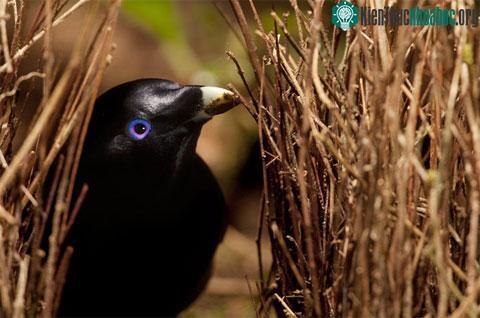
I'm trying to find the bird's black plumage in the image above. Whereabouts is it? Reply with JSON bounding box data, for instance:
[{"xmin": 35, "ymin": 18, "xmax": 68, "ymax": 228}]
[{"xmin": 59, "ymin": 79, "xmax": 237, "ymax": 317}]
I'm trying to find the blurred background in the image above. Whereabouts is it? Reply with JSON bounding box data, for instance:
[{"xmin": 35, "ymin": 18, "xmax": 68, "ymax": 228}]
[{"xmin": 22, "ymin": 1, "xmax": 276, "ymax": 316}]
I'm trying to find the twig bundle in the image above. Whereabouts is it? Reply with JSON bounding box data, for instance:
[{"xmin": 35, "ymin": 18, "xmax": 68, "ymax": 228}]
[
  {"xmin": 0, "ymin": 1, "xmax": 120, "ymax": 317},
  {"xmin": 229, "ymin": 0, "xmax": 480, "ymax": 317}
]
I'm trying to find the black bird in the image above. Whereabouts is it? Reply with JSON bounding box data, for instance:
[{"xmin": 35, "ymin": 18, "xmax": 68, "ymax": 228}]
[{"xmin": 59, "ymin": 79, "xmax": 238, "ymax": 317}]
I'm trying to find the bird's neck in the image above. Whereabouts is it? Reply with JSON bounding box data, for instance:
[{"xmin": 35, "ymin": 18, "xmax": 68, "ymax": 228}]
[
  {"xmin": 79, "ymin": 128, "xmax": 202, "ymax": 194},
  {"xmin": 81, "ymin": 152, "xmax": 200, "ymax": 193}
]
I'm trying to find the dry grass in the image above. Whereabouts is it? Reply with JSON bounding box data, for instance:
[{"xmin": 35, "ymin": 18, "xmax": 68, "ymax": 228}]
[
  {"xmin": 0, "ymin": 1, "xmax": 120, "ymax": 316},
  {"xmin": 228, "ymin": 0, "xmax": 480, "ymax": 317}
]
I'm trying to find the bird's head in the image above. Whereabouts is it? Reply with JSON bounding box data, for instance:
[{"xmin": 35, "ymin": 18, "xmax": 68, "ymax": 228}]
[{"xmin": 82, "ymin": 79, "xmax": 239, "ymax": 179}]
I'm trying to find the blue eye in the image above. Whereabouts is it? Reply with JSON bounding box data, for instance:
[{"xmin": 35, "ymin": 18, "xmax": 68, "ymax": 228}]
[{"xmin": 127, "ymin": 119, "xmax": 151, "ymax": 140}]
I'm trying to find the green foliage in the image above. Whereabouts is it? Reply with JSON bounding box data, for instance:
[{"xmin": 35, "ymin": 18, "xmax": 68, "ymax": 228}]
[
  {"xmin": 121, "ymin": 0, "xmax": 248, "ymax": 85},
  {"xmin": 122, "ymin": 0, "xmax": 182, "ymax": 42}
]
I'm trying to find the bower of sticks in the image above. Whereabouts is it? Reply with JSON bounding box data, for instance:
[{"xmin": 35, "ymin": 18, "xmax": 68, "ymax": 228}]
[
  {"xmin": 229, "ymin": 0, "xmax": 480, "ymax": 317},
  {"xmin": 0, "ymin": 1, "xmax": 120, "ymax": 317},
  {"xmin": 0, "ymin": 0, "xmax": 480, "ymax": 317}
]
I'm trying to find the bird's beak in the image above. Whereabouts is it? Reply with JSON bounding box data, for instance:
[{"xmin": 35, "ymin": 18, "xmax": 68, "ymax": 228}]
[{"xmin": 200, "ymin": 87, "xmax": 239, "ymax": 116}]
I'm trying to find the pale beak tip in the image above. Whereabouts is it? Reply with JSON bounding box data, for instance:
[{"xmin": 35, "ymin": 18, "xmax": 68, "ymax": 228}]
[{"xmin": 200, "ymin": 86, "xmax": 240, "ymax": 116}]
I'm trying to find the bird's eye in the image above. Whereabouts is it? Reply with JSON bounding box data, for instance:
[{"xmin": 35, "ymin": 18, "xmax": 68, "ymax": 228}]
[{"xmin": 127, "ymin": 119, "xmax": 152, "ymax": 140}]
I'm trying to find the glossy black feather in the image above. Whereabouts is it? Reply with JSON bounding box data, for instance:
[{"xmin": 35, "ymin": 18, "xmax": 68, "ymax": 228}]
[{"xmin": 59, "ymin": 79, "xmax": 228, "ymax": 317}]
